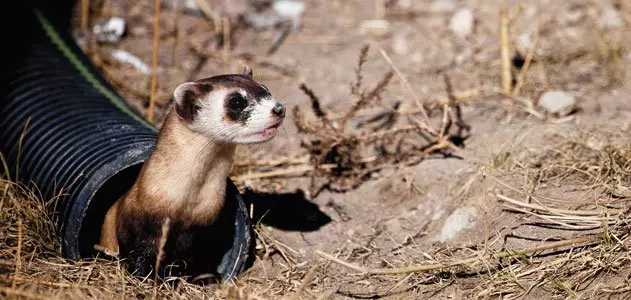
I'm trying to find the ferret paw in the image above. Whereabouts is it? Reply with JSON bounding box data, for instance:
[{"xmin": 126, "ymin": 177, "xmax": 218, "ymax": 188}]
[{"xmin": 94, "ymin": 244, "xmax": 119, "ymax": 257}]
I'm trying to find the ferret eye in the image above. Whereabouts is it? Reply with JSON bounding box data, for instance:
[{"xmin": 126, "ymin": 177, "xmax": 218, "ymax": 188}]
[{"xmin": 228, "ymin": 93, "xmax": 248, "ymax": 111}]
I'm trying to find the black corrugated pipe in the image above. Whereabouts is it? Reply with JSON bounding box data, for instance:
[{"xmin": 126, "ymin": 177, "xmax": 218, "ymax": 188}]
[{"xmin": 0, "ymin": 1, "xmax": 252, "ymax": 281}]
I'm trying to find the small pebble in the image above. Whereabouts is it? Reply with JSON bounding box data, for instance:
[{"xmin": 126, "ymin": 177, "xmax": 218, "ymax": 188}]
[
  {"xmin": 111, "ymin": 49, "xmax": 151, "ymax": 75},
  {"xmin": 438, "ymin": 206, "xmax": 477, "ymax": 242},
  {"xmin": 599, "ymin": 7, "xmax": 624, "ymax": 29},
  {"xmin": 360, "ymin": 19, "xmax": 390, "ymax": 37},
  {"xmin": 93, "ymin": 17, "xmax": 126, "ymax": 43},
  {"xmin": 392, "ymin": 33, "xmax": 409, "ymax": 55},
  {"xmin": 272, "ymin": 0, "xmax": 306, "ymax": 30},
  {"xmin": 519, "ymin": 33, "xmax": 532, "ymax": 49},
  {"xmin": 586, "ymin": 135, "xmax": 607, "ymax": 151},
  {"xmin": 537, "ymin": 90, "xmax": 577, "ymax": 116},
  {"xmin": 450, "ymin": 8, "xmax": 474, "ymax": 38}
]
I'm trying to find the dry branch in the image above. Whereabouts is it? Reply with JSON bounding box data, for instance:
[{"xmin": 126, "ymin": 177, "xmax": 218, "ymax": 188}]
[
  {"xmin": 147, "ymin": 0, "xmax": 161, "ymax": 123},
  {"xmin": 499, "ymin": 9, "xmax": 512, "ymax": 94}
]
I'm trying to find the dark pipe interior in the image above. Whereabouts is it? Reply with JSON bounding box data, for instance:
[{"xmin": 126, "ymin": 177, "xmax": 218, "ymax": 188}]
[{"xmin": 79, "ymin": 163, "xmax": 144, "ymax": 257}]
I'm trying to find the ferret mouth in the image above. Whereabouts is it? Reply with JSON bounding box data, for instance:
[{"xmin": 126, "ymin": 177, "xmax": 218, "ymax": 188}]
[{"xmin": 252, "ymin": 121, "xmax": 282, "ymax": 137}]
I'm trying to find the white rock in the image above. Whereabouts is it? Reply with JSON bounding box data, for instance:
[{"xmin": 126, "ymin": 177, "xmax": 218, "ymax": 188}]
[
  {"xmin": 392, "ymin": 34, "xmax": 409, "ymax": 55},
  {"xmin": 586, "ymin": 135, "xmax": 607, "ymax": 151},
  {"xmin": 410, "ymin": 51, "xmax": 423, "ymax": 64},
  {"xmin": 599, "ymin": 7, "xmax": 624, "ymax": 29},
  {"xmin": 359, "ymin": 19, "xmax": 390, "ymax": 37},
  {"xmin": 438, "ymin": 206, "xmax": 477, "ymax": 242},
  {"xmin": 519, "ymin": 33, "xmax": 532, "ymax": 49},
  {"xmin": 93, "ymin": 17, "xmax": 126, "ymax": 43},
  {"xmin": 272, "ymin": 0, "xmax": 305, "ymax": 19},
  {"xmin": 110, "ymin": 49, "xmax": 151, "ymax": 75},
  {"xmin": 537, "ymin": 90, "xmax": 577, "ymax": 116},
  {"xmin": 273, "ymin": 0, "xmax": 306, "ymax": 30},
  {"xmin": 450, "ymin": 8, "xmax": 474, "ymax": 38}
]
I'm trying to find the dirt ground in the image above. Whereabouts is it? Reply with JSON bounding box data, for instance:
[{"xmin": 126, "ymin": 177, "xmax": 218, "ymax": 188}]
[{"xmin": 2, "ymin": 0, "xmax": 631, "ymax": 299}]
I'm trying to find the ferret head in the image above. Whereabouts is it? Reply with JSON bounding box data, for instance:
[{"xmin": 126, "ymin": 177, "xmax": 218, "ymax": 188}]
[{"xmin": 173, "ymin": 66, "xmax": 285, "ymax": 144}]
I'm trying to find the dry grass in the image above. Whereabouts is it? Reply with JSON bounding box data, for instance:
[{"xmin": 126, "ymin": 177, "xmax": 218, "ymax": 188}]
[
  {"xmin": 2, "ymin": 128, "xmax": 629, "ymax": 299},
  {"xmin": 232, "ymin": 44, "xmax": 471, "ymax": 196}
]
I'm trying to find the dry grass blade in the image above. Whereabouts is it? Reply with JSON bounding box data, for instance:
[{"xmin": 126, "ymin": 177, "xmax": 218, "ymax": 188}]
[
  {"xmin": 512, "ymin": 20, "xmax": 540, "ymax": 98},
  {"xmin": 350, "ymin": 44, "xmax": 369, "ymax": 96},
  {"xmin": 80, "ymin": 0, "xmax": 89, "ymax": 32},
  {"xmin": 316, "ymin": 234, "xmax": 604, "ymax": 275},
  {"xmin": 378, "ymin": 48, "xmax": 431, "ymax": 128},
  {"xmin": 299, "ymin": 83, "xmax": 328, "ymax": 122},
  {"xmin": 222, "ymin": 16, "xmax": 231, "ymax": 61},
  {"xmin": 147, "ymin": 0, "xmax": 161, "ymax": 123},
  {"xmin": 12, "ymin": 218, "xmax": 22, "ymax": 288},
  {"xmin": 499, "ymin": 8, "xmax": 512, "ymax": 94},
  {"xmin": 193, "ymin": 0, "xmax": 216, "ymax": 23}
]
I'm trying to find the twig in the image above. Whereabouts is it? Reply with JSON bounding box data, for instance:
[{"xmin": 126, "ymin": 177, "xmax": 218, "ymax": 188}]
[
  {"xmin": 512, "ymin": 20, "xmax": 540, "ymax": 97},
  {"xmin": 233, "ymin": 154, "xmax": 310, "ymax": 168},
  {"xmin": 222, "ymin": 16, "xmax": 231, "ymax": 61},
  {"xmin": 171, "ymin": 0, "xmax": 182, "ymax": 86},
  {"xmin": 299, "ymin": 83, "xmax": 327, "ymax": 121},
  {"xmin": 496, "ymin": 194, "xmax": 628, "ymax": 216},
  {"xmin": 80, "ymin": 0, "xmax": 90, "ymax": 32},
  {"xmin": 379, "ymin": 48, "xmax": 431, "ymax": 130},
  {"xmin": 422, "ymin": 139, "xmax": 460, "ymax": 154},
  {"xmin": 4, "ymin": 276, "xmax": 92, "ymax": 289},
  {"xmin": 232, "ymin": 164, "xmax": 334, "ymax": 181},
  {"xmin": 12, "ymin": 218, "xmax": 22, "ymax": 288},
  {"xmin": 285, "ymin": 264, "xmax": 319, "ymax": 300},
  {"xmin": 267, "ymin": 22, "xmax": 292, "ymax": 55},
  {"xmin": 499, "ymin": 8, "xmax": 512, "ymax": 94},
  {"xmin": 500, "ymin": 204, "xmax": 602, "ymax": 230},
  {"xmin": 316, "ymin": 235, "xmax": 602, "ymax": 275},
  {"xmin": 193, "ymin": 0, "xmax": 216, "ymax": 23},
  {"xmin": 147, "ymin": 0, "xmax": 161, "ymax": 123}
]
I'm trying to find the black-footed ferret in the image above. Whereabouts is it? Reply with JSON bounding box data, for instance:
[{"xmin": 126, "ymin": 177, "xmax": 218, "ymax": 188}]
[{"xmin": 95, "ymin": 66, "xmax": 285, "ymax": 279}]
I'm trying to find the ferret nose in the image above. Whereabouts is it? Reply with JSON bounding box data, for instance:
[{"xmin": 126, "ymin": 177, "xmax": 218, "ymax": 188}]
[{"xmin": 272, "ymin": 103, "xmax": 286, "ymax": 118}]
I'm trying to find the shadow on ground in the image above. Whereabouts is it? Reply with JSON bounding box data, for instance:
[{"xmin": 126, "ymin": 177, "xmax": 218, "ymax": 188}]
[{"xmin": 243, "ymin": 188, "xmax": 331, "ymax": 232}]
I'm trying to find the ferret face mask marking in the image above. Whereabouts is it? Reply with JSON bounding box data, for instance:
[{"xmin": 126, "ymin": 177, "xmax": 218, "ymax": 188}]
[{"xmin": 173, "ymin": 66, "xmax": 285, "ymax": 143}]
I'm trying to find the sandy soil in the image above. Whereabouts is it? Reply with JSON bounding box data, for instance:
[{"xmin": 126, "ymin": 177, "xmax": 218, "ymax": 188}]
[
  {"xmin": 1, "ymin": 0, "xmax": 630, "ymax": 299},
  {"xmin": 87, "ymin": 0, "xmax": 631, "ymax": 298}
]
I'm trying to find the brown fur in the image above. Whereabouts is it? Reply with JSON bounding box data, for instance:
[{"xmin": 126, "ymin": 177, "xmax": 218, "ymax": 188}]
[
  {"xmin": 95, "ymin": 67, "xmax": 282, "ymax": 279},
  {"xmin": 95, "ymin": 109, "xmax": 239, "ymax": 277}
]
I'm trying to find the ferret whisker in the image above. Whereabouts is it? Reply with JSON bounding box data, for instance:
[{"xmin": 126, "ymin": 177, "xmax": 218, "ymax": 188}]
[
  {"xmin": 281, "ymin": 124, "xmax": 288, "ymax": 138},
  {"xmin": 279, "ymin": 90, "xmax": 295, "ymax": 103}
]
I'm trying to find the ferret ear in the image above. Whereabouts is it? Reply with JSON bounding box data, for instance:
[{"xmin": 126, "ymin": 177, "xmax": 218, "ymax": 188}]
[
  {"xmin": 242, "ymin": 65, "xmax": 253, "ymax": 78},
  {"xmin": 174, "ymin": 82, "xmax": 206, "ymax": 122}
]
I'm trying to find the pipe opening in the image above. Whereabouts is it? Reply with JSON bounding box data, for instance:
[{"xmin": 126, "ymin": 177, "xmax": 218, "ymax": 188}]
[{"xmin": 78, "ymin": 162, "xmax": 144, "ymax": 257}]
